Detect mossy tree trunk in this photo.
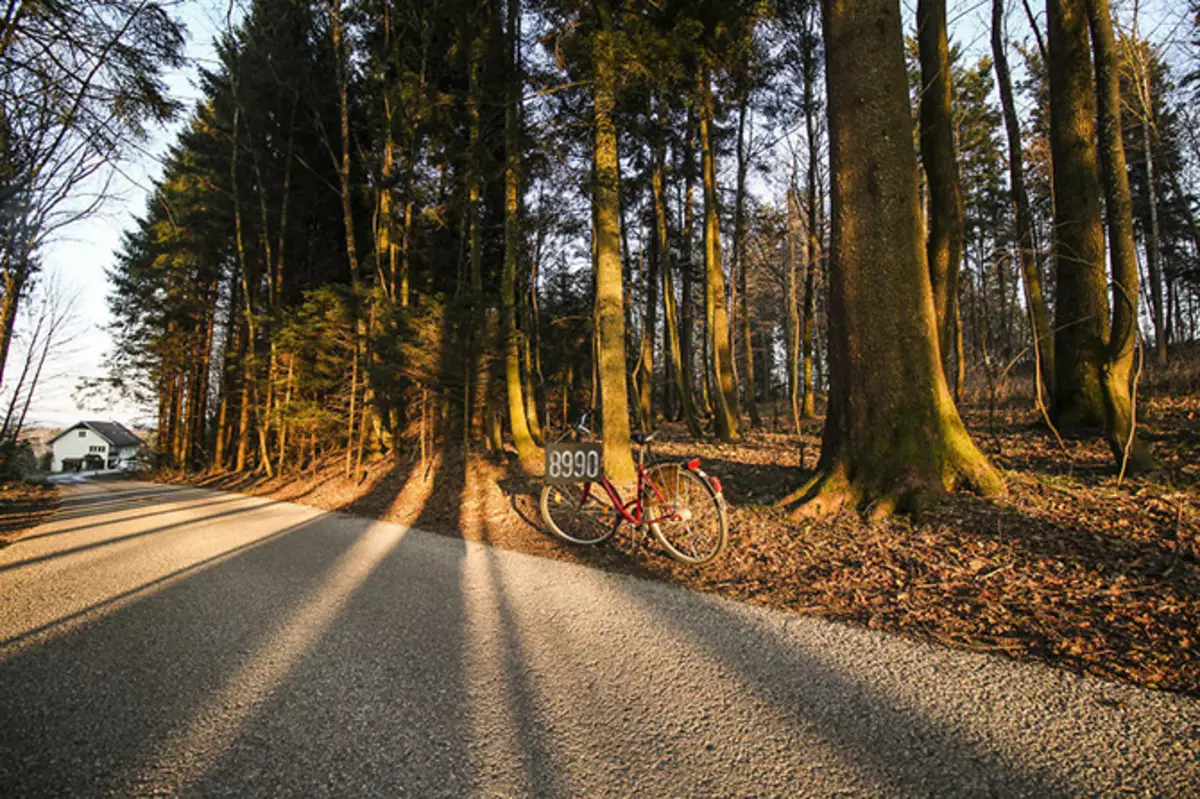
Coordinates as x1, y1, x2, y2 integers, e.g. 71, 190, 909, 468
917, 0, 965, 381
501, 0, 540, 471
1085, 0, 1154, 472
592, 0, 634, 481
788, 0, 1005, 519
1046, 0, 1108, 431
699, 64, 740, 443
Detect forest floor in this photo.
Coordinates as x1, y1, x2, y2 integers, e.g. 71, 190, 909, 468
0, 481, 60, 547
158, 375, 1200, 698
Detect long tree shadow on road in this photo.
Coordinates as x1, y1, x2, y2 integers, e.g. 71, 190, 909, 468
182, 459, 475, 797
16, 491, 252, 543
595, 561, 1082, 797
0, 497, 289, 575
0, 480, 473, 797
466, 463, 568, 796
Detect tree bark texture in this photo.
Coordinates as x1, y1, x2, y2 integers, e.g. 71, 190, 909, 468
991, 0, 1055, 397
734, 99, 759, 427
1085, 0, 1154, 472
654, 138, 703, 437
502, 0, 540, 470
1047, 0, 1108, 431
699, 64, 740, 443
791, 0, 1004, 518
917, 0, 965, 379
592, 0, 634, 481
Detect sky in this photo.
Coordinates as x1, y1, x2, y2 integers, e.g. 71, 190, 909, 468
13, 0, 1191, 432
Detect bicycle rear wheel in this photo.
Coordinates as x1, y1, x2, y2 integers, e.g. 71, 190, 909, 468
539, 482, 617, 545
643, 465, 728, 565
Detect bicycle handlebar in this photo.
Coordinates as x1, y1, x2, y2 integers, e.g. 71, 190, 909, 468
569, 412, 657, 447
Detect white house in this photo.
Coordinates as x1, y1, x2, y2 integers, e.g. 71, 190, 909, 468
48, 421, 143, 472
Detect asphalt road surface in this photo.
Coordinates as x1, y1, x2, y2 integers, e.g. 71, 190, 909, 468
2, 480, 1198, 797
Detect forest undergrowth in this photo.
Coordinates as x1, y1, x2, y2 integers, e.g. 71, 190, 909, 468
159, 375, 1200, 698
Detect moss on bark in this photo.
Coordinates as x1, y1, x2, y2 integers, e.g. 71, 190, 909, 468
786, 0, 1004, 519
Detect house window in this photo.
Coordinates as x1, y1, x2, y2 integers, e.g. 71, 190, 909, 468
78, 431, 86, 438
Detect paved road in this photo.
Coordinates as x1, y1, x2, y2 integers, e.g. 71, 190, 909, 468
2, 480, 1197, 797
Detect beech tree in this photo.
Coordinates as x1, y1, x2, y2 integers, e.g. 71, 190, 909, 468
1085, 0, 1154, 472
785, 0, 1004, 517
1047, 0, 1109, 432
1044, 0, 1154, 472
917, 0, 965, 385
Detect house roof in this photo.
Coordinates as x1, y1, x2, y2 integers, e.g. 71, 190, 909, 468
48, 421, 142, 448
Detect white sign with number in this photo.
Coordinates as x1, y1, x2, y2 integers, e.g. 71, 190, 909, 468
545, 442, 604, 484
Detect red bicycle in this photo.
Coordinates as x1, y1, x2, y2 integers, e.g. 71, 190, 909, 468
539, 414, 728, 565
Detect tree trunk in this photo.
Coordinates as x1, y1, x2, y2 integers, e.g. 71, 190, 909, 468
521, 289, 544, 444
229, 102, 257, 474
329, 0, 367, 474
501, 0, 540, 471
0, 308, 44, 442
11, 306, 57, 448
917, 0, 965, 379
786, 186, 803, 434
379, 1, 398, 301
592, 0, 634, 481
345, 340, 358, 476
1085, 0, 1155, 472
991, 0, 1055, 398
464, 10, 487, 443
954, 291, 966, 399
0, 267, 29, 389
329, 0, 361, 288
801, 171, 818, 419
527, 233, 547, 442
1136, 69, 1167, 365
681, 108, 699, 416
656, 133, 703, 438
193, 285, 216, 467
1047, 0, 1108, 431
800, 30, 820, 420
638, 192, 660, 433
734, 99, 759, 427
788, 0, 1004, 518
699, 64, 740, 443
277, 355, 294, 474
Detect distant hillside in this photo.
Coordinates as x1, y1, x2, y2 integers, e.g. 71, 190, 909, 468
18, 427, 61, 455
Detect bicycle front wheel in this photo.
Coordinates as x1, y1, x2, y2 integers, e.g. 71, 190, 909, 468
643, 465, 728, 565
539, 482, 617, 545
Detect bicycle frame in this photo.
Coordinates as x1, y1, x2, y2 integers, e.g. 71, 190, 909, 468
581, 459, 678, 529
551, 413, 720, 529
